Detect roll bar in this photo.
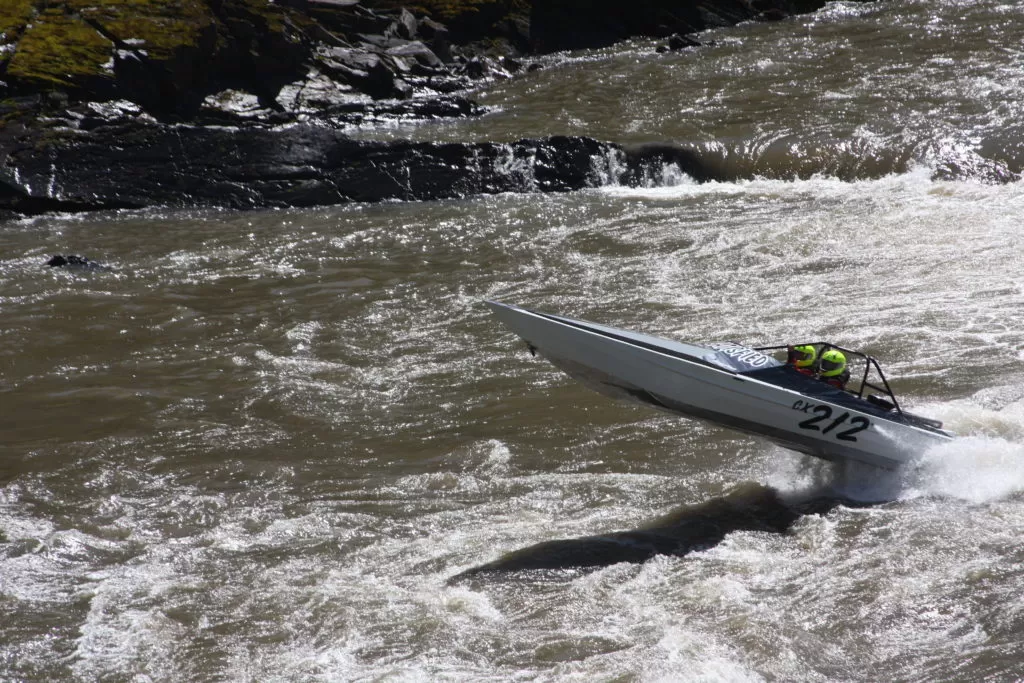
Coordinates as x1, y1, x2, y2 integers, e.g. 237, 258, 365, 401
755, 342, 905, 414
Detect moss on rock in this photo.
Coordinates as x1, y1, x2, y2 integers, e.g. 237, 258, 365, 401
73, 0, 213, 61
2, 0, 306, 116
4, 0, 215, 91
6, 8, 113, 88
0, 0, 36, 43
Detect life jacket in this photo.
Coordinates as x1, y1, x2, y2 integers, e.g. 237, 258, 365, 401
823, 370, 850, 389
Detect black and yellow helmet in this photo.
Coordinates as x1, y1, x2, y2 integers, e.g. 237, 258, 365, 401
788, 344, 817, 368
820, 349, 847, 377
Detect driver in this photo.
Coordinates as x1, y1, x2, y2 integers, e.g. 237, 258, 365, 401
819, 349, 851, 389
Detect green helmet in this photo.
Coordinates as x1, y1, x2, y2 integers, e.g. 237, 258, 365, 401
789, 344, 817, 368
820, 349, 847, 377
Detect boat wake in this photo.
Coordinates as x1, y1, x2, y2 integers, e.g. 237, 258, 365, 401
455, 396, 1024, 580
903, 436, 1024, 504
762, 396, 1024, 506
896, 395, 1024, 504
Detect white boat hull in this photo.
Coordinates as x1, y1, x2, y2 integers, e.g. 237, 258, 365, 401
487, 301, 953, 470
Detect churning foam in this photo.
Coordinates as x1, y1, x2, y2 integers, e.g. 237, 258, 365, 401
760, 395, 1024, 505
904, 435, 1024, 503
898, 396, 1024, 503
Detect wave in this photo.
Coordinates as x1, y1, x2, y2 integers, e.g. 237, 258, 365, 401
896, 396, 1024, 503
613, 133, 1021, 187
455, 392, 1024, 579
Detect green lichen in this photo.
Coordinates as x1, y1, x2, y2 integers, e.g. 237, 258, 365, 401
72, 0, 213, 61
0, 0, 36, 44
3, 0, 296, 92
1, 0, 37, 77
230, 0, 289, 34
6, 8, 113, 88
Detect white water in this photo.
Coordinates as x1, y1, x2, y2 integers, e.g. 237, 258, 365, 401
5, 175, 1024, 680
5, 1, 1024, 680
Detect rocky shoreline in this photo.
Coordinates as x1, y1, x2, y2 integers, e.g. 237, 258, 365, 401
0, 0, 850, 217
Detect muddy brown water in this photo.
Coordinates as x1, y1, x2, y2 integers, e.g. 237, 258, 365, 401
4, 1, 1024, 679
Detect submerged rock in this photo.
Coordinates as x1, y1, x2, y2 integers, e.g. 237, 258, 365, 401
46, 255, 113, 271
451, 483, 874, 580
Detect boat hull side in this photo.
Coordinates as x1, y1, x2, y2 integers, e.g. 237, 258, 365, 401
488, 301, 950, 469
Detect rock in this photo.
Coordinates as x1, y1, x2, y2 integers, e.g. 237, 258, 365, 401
433, 1, 530, 54
0, 0, 489, 120
46, 255, 113, 272
355, 33, 411, 50
530, 0, 838, 53
311, 3, 390, 35
315, 48, 409, 100
324, 96, 484, 124
465, 56, 487, 79
391, 9, 418, 40
307, 0, 361, 7
501, 56, 523, 73
2, 0, 314, 120
391, 77, 414, 99
200, 90, 273, 123
418, 17, 453, 63
417, 16, 447, 40
668, 33, 701, 50
419, 73, 473, 94
386, 41, 444, 70
319, 46, 381, 72
757, 8, 789, 21
621, 142, 728, 184
276, 70, 371, 114
0, 120, 626, 214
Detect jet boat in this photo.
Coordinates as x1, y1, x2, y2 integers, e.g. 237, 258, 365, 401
486, 301, 954, 470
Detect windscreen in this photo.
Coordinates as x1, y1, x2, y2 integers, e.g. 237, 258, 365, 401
700, 342, 783, 373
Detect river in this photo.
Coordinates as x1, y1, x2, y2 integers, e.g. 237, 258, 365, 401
3, 0, 1024, 680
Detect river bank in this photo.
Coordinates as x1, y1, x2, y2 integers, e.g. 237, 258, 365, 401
1, 0, 852, 217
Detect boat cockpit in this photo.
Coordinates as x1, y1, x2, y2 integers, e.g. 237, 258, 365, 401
753, 342, 945, 431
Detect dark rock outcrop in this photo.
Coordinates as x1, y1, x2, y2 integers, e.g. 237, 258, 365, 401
0, 119, 730, 215
621, 143, 728, 184
0, 0, 491, 124
0, 121, 613, 213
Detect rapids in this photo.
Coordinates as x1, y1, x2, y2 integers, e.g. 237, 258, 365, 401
3, 0, 1024, 680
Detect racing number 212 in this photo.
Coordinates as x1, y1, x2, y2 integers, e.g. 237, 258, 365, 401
798, 405, 870, 442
